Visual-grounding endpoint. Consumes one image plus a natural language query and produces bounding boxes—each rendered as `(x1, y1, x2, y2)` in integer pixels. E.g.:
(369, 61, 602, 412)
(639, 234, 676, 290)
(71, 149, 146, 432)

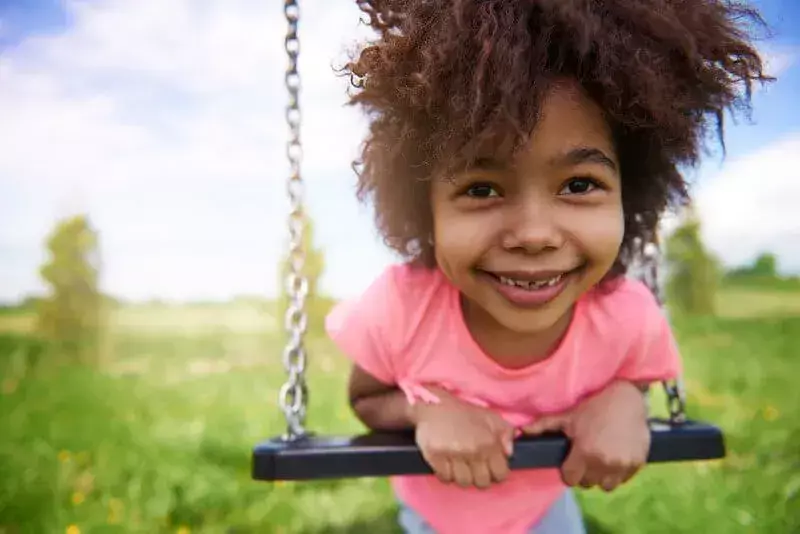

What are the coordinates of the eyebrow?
(550, 146, 618, 172)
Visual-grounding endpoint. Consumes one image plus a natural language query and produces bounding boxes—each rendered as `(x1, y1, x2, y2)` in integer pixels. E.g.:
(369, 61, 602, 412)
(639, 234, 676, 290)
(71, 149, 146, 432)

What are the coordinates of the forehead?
(524, 81, 615, 160)
(469, 79, 617, 169)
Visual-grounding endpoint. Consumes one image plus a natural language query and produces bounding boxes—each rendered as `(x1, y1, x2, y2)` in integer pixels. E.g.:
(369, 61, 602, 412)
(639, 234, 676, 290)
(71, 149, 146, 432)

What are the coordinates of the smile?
(497, 273, 564, 290)
(480, 266, 582, 308)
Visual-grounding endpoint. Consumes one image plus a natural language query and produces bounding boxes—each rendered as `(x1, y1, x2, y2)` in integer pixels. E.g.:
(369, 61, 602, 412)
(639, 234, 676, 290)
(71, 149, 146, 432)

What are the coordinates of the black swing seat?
(252, 418, 725, 481)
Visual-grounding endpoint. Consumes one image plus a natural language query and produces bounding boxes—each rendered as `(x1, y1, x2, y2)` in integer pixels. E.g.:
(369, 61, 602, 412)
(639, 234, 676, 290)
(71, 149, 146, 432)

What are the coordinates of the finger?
(561, 448, 587, 487)
(621, 464, 642, 485)
(427, 456, 453, 484)
(600, 474, 623, 492)
(469, 459, 492, 489)
(451, 459, 473, 488)
(488, 452, 510, 483)
(580, 455, 610, 490)
(487, 418, 516, 457)
(521, 414, 568, 435)
(500, 429, 515, 457)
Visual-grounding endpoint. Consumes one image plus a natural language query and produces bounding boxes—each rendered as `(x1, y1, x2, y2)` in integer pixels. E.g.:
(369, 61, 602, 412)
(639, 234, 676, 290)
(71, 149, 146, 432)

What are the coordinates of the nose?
(500, 197, 564, 254)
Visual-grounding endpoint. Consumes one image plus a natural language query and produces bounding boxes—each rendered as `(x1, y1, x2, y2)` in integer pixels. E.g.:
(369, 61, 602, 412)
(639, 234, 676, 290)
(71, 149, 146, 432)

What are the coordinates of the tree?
(277, 215, 327, 335)
(664, 206, 720, 316)
(751, 252, 778, 277)
(36, 214, 106, 365)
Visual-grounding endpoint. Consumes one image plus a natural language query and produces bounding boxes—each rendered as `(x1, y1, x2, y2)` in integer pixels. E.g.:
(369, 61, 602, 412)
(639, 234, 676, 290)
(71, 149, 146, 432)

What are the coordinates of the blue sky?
(0, 0, 798, 303)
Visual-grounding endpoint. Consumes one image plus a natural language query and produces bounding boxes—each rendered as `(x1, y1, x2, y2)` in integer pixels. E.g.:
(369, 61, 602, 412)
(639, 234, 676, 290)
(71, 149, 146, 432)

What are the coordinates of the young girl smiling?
(325, 1, 770, 532)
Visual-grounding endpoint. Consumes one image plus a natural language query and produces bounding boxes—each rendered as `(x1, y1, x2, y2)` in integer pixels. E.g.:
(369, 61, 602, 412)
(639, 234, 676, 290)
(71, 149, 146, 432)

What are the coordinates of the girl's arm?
(347, 364, 417, 431)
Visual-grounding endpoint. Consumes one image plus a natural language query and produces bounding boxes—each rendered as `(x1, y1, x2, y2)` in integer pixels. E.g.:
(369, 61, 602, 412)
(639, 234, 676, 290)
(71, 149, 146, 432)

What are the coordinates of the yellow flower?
(66, 525, 80, 534)
(176, 526, 191, 534)
(71, 492, 85, 505)
(1, 378, 17, 394)
(108, 498, 124, 524)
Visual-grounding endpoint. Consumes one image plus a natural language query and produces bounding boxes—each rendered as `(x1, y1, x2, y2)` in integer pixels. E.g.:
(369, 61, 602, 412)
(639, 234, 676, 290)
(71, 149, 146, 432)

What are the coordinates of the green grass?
(0, 288, 798, 534)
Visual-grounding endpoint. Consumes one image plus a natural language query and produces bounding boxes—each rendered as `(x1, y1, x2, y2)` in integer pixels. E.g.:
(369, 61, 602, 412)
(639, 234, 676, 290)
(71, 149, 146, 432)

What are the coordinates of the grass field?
(0, 287, 798, 534)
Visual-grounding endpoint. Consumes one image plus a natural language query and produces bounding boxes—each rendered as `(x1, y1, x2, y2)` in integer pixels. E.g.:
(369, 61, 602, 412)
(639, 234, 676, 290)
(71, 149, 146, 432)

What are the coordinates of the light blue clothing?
(397, 488, 587, 534)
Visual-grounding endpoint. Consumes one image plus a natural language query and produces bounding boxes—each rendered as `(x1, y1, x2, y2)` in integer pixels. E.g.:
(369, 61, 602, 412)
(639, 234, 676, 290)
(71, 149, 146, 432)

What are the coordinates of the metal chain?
(640, 238, 687, 425)
(278, 0, 310, 440)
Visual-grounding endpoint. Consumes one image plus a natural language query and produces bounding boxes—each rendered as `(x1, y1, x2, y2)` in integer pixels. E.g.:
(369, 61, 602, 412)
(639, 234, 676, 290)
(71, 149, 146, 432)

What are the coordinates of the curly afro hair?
(344, 0, 772, 276)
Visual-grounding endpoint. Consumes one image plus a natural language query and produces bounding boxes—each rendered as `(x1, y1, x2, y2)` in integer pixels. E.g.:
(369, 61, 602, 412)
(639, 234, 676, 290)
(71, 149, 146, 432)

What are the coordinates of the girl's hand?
(521, 380, 650, 492)
(411, 387, 515, 489)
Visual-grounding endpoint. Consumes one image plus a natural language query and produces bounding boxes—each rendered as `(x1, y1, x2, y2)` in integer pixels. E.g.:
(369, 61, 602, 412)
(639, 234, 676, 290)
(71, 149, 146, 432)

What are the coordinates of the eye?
(559, 177, 600, 195)
(464, 183, 500, 198)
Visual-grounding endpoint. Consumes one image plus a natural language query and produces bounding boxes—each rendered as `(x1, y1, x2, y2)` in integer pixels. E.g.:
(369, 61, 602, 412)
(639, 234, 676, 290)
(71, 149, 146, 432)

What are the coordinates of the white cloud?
(0, 0, 371, 190)
(0, 0, 388, 302)
(761, 44, 799, 79)
(693, 133, 800, 273)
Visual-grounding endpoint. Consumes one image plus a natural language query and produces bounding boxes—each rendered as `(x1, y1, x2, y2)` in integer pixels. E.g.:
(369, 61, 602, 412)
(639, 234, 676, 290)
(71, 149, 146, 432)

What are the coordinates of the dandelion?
(108, 510, 119, 524)
(1, 378, 17, 394)
(76, 471, 95, 493)
(176, 526, 191, 534)
(337, 407, 351, 422)
(320, 355, 334, 374)
(66, 525, 80, 534)
(108, 498, 124, 524)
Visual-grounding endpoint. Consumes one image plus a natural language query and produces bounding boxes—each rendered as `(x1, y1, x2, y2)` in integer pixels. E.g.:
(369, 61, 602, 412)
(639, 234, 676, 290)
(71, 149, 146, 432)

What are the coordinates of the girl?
(325, 1, 770, 533)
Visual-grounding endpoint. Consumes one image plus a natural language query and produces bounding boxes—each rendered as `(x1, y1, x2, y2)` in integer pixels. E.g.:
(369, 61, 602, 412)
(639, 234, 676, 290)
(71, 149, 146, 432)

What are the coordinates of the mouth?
(477, 266, 584, 307)
(494, 272, 566, 290)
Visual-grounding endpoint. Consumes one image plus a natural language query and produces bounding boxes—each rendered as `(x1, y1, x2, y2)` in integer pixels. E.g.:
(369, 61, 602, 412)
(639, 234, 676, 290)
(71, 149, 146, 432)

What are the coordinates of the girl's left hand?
(520, 380, 650, 492)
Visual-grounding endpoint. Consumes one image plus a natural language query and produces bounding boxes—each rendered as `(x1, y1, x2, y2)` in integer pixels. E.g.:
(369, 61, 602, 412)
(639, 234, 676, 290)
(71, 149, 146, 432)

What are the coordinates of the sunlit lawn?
(0, 287, 797, 533)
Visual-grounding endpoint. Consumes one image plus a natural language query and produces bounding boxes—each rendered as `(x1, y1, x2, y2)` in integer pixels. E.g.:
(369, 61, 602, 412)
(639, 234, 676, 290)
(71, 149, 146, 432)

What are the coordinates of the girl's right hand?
(410, 387, 515, 489)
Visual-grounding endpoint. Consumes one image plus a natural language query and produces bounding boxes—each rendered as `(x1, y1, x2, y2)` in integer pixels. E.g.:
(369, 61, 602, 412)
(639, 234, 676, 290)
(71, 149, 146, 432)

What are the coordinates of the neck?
(462, 298, 574, 370)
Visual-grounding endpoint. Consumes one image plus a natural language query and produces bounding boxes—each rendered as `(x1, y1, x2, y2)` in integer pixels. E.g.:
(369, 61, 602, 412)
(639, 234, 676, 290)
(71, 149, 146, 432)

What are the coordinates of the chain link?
(639, 238, 687, 425)
(278, 0, 310, 440)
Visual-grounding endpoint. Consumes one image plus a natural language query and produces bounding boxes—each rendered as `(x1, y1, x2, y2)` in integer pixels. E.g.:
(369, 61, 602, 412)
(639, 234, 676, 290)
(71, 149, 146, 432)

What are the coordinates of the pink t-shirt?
(325, 262, 682, 534)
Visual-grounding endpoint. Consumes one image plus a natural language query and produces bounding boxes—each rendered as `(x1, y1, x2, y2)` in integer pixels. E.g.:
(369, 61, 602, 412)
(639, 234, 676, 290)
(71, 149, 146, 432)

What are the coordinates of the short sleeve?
(616, 282, 683, 383)
(324, 264, 406, 385)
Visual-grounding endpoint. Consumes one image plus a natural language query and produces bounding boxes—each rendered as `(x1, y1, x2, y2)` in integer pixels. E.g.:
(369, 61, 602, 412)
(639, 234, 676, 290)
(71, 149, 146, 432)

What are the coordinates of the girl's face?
(431, 80, 624, 343)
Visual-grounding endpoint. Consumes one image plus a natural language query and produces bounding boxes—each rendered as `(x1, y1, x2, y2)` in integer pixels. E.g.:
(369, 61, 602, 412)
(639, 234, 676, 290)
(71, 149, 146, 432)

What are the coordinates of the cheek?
(574, 205, 625, 264)
(432, 208, 495, 274)
(434, 214, 485, 263)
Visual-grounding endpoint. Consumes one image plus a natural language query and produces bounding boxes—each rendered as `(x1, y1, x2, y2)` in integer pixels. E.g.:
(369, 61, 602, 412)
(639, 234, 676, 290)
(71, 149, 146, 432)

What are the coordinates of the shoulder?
(580, 276, 664, 335)
(582, 278, 682, 382)
(360, 261, 446, 314)
(599, 276, 660, 306)
(379, 261, 443, 294)
(326, 262, 447, 352)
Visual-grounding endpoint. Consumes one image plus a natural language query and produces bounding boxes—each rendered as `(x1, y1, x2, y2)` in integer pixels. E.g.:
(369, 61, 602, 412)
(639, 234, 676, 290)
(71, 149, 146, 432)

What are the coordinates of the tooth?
(497, 273, 563, 289)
